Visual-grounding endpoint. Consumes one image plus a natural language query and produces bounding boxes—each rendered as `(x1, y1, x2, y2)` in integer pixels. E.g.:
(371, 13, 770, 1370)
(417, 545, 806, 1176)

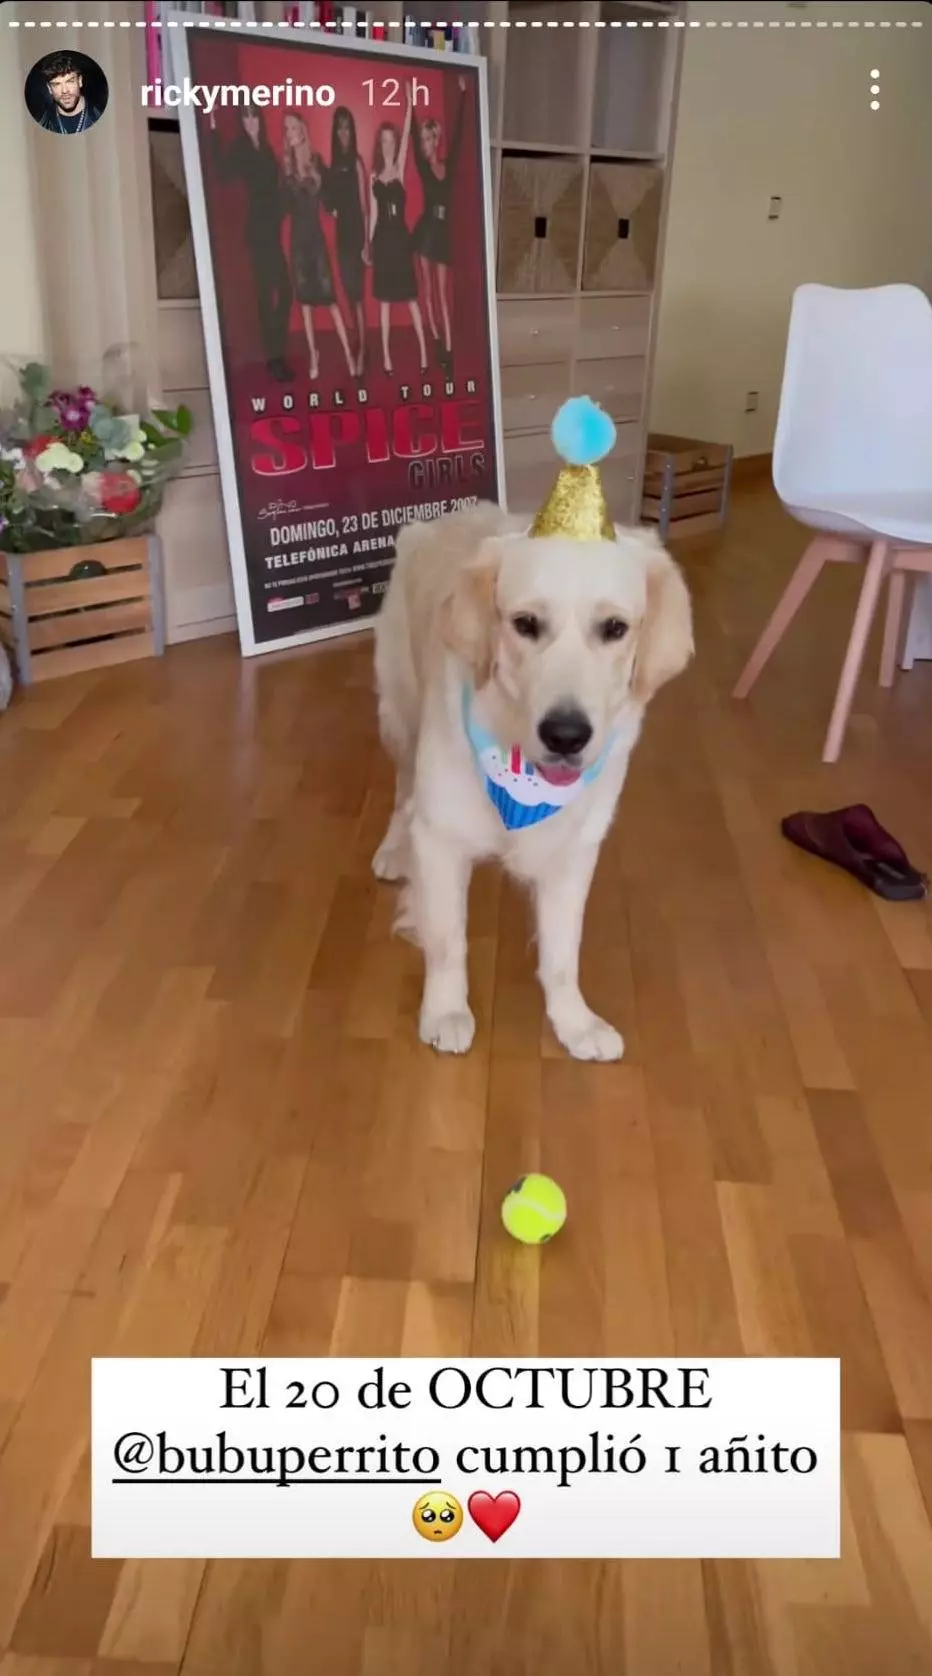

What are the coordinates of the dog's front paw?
(551, 1007, 624, 1063)
(419, 1006, 476, 1055)
(373, 840, 408, 882)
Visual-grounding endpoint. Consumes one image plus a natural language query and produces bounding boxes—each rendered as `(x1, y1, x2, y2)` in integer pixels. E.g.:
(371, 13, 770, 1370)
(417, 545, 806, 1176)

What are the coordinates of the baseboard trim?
(169, 614, 237, 644)
(166, 580, 237, 645)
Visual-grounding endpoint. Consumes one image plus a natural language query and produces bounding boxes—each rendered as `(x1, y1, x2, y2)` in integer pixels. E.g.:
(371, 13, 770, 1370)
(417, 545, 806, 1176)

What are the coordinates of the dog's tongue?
(536, 763, 582, 787)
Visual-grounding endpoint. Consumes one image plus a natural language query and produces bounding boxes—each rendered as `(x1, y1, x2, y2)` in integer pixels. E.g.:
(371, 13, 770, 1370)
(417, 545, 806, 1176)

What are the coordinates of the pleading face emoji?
(412, 1490, 463, 1544)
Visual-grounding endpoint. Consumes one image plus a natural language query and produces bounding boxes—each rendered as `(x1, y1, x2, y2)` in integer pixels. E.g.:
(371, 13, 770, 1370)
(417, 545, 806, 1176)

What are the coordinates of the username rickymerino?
(141, 79, 337, 114)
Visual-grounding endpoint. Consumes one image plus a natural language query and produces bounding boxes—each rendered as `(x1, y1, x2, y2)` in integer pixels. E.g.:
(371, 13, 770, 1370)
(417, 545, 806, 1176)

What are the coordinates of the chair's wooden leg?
(733, 538, 830, 700)
(823, 540, 889, 764)
(898, 566, 932, 672)
(880, 568, 907, 689)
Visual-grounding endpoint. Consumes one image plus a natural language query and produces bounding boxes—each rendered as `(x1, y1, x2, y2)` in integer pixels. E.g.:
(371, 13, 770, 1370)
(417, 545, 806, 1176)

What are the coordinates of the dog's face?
(441, 526, 693, 772)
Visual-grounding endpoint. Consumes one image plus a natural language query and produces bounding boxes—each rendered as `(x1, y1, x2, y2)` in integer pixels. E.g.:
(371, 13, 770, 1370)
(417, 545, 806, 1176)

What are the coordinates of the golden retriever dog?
(373, 500, 693, 1059)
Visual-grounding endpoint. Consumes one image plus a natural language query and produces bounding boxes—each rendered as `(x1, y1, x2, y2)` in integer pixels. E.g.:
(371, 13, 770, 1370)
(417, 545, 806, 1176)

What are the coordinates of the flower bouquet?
(0, 360, 192, 555)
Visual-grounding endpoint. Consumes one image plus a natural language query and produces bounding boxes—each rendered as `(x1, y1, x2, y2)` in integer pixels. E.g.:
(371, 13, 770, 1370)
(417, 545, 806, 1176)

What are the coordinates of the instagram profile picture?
(25, 51, 108, 137)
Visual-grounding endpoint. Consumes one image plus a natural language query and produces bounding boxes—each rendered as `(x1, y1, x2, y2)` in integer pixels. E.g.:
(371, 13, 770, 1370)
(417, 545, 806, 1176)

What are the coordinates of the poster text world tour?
(248, 396, 488, 492)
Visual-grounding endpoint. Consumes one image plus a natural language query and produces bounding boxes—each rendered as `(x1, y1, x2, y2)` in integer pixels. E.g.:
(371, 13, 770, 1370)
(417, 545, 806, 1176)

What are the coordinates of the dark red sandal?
(781, 805, 928, 903)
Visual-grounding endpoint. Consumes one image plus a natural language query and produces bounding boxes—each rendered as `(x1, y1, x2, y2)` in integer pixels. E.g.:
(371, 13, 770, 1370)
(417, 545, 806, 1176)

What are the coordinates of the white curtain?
(11, 0, 162, 409)
(0, 14, 47, 371)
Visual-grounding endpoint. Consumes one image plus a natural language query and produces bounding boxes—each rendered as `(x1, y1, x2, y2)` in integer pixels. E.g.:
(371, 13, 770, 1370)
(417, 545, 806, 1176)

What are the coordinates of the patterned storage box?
(149, 125, 198, 301)
(582, 162, 663, 293)
(497, 155, 584, 295)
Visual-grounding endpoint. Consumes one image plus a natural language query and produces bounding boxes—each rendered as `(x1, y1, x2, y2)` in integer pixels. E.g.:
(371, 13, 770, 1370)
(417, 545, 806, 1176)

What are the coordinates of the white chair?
(733, 283, 932, 762)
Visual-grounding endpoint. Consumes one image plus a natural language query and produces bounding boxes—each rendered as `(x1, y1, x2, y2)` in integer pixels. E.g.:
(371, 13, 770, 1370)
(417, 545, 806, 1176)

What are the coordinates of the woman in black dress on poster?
(207, 107, 292, 381)
(369, 84, 428, 377)
(326, 107, 370, 377)
(413, 78, 467, 372)
(281, 113, 355, 382)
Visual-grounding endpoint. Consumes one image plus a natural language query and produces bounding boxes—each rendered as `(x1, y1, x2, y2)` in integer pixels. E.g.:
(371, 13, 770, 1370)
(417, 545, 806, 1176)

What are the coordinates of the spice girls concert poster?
(170, 23, 502, 655)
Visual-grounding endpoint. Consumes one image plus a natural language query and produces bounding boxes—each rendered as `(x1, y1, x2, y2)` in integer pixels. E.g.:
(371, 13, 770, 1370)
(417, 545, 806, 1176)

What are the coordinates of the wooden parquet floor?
(3, 484, 932, 1673)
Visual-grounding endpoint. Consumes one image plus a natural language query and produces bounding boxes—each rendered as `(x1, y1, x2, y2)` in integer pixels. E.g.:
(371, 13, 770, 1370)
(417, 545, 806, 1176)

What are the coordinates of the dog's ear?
(631, 531, 694, 702)
(440, 540, 501, 688)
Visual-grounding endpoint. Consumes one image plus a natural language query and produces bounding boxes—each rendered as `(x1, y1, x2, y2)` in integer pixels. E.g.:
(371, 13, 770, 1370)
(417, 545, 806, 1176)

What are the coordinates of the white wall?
(650, 0, 932, 455)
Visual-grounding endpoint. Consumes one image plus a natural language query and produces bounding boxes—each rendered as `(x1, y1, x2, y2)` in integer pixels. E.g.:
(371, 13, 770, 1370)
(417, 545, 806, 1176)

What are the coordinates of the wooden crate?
(497, 154, 584, 295)
(0, 535, 165, 685)
(641, 433, 733, 541)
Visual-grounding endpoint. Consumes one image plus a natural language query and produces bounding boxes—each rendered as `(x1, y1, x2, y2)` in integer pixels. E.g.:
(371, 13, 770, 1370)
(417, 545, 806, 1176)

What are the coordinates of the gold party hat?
(529, 397, 618, 543)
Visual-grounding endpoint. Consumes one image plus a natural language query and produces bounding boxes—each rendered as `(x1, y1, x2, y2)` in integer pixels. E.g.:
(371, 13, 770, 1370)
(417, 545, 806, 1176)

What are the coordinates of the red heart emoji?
(467, 1490, 521, 1543)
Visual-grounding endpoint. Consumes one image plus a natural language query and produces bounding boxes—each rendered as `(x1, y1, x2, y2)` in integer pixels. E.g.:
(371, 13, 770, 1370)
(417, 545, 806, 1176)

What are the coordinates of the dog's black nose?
(538, 706, 593, 759)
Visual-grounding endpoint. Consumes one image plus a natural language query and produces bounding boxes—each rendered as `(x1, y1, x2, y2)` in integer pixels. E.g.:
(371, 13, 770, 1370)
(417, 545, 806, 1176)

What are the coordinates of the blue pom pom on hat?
(529, 396, 619, 543)
(550, 396, 617, 468)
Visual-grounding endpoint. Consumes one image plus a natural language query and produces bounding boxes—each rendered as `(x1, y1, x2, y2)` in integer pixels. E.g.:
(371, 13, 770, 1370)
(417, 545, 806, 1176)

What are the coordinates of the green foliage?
(151, 404, 193, 437)
(19, 362, 53, 409)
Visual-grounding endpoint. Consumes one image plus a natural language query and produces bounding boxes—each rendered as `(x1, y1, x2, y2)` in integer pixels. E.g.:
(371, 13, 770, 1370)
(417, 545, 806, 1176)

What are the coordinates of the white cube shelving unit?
(141, 0, 685, 637)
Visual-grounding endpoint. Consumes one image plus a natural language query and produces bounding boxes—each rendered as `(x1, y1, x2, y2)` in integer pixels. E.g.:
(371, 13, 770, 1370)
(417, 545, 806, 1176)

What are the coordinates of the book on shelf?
(146, 1, 242, 91)
(403, 18, 482, 53)
(342, 6, 370, 35)
(143, 0, 481, 94)
(275, 4, 386, 41)
(144, 0, 163, 85)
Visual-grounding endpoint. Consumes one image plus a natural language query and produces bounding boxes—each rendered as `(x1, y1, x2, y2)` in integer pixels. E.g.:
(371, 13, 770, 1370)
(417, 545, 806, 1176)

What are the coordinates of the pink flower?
(14, 463, 41, 495)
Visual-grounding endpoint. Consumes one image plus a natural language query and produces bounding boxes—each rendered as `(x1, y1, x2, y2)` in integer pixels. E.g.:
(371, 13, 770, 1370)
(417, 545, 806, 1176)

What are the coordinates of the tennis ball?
(501, 1174, 567, 1244)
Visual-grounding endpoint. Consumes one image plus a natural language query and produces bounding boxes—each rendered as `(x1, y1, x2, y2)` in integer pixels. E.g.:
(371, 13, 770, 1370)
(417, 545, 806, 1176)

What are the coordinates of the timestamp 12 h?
(362, 76, 430, 110)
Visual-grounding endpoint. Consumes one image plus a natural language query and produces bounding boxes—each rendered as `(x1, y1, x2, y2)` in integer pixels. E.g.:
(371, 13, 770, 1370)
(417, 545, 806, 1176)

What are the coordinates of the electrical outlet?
(745, 391, 759, 414)
(768, 196, 782, 220)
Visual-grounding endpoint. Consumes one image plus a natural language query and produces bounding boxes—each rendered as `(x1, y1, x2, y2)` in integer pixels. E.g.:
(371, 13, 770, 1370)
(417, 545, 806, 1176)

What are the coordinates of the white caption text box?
(91, 1357, 840, 1560)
